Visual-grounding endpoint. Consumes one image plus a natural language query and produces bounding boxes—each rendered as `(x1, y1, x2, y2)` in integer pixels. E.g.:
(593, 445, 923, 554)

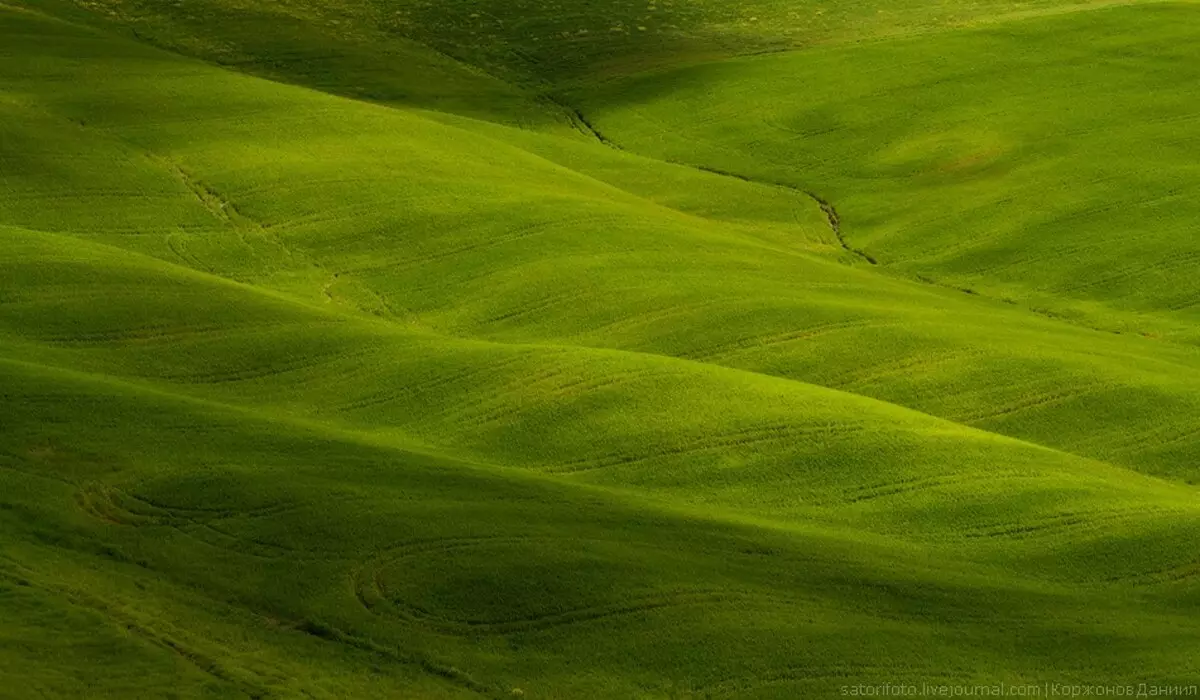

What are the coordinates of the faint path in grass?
(74, 482, 372, 561)
(0, 562, 276, 697)
(1, 555, 495, 698)
(159, 157, 298, 262)
(157, 152, 426, 322)
(350, 538, 738, 635)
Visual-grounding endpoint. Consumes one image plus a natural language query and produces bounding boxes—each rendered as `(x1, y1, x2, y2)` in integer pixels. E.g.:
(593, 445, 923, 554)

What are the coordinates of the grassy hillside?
(3, 0, 1200, 698)
(576, 2, 1200, 340)
(30, 0, 1155, 91)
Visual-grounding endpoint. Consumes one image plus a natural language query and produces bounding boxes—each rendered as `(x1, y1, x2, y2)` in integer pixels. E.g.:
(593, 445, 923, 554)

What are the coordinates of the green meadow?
(2, 0, 1200, 697)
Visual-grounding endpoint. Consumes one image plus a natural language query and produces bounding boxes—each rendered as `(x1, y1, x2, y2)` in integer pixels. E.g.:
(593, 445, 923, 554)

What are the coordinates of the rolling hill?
(2, 0, 1200, 697)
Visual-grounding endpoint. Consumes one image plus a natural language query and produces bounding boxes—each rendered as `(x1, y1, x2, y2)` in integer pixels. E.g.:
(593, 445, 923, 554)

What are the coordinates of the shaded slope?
(28, 0, 1161, 93)
(19, 0, 558, 127)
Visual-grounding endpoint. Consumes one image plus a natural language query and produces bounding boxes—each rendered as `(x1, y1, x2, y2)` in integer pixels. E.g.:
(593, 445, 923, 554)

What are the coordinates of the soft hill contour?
(2, 1, 1200, 698)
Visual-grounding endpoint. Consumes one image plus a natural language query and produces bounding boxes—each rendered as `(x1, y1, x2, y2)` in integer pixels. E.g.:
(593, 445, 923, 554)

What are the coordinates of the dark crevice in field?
(544, 95, 623, 150)
(561, 102, 877, 265)
(556, 104, 1170, 342)
(801, 191, 878, 266)
(688, 164, 865, 261)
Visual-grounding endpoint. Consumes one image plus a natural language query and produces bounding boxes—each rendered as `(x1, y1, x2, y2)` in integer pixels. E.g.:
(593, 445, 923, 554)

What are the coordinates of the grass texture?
(3, 1, 1200, 697)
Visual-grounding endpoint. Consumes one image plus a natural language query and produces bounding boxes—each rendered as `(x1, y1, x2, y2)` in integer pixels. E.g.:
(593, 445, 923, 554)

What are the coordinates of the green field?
(3, 0, 1200, 697)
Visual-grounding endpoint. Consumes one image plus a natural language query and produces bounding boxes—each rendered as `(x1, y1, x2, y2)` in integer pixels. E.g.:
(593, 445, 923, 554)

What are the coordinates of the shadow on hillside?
(385, 0, 779, 87)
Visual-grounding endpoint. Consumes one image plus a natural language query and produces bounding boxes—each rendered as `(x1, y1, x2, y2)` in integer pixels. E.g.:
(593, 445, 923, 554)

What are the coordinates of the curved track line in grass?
(447, 367, 681, 430)
(157, 345, 378, 386)
(0, 566, 276, 697)
(1061, 250, 1200, 296)
(573, 297, 737, 337)
(1098, 558, 1200, 588)
(340, 363, 675, 427)
(385, 216, 613, 273)
(0, 563, 490, 697)
(0, 456, 78, 487)
(116, 489, 297, 519)
(546, 421, 864, 475)
(335, 353, 545, 414)
(75, 484, 299, 560)
(165, 231, 214, 273)
(474, 289, 597, 327)
(290, 620, 497, 697)
(412, 357, 676, 429)
(376, 588, 733, 636)
(957, 506, 1170, 541)
(1132, 423, 1200, 454)
(33, 321, 316, 347)
(835, 472, 1031, 505)
(910, 273, 1137, 339)
(957, 386, 1106, 425)
(1093, 420, 1200, 460)
(681, 319, 887, 362)
(831, 348, 986, 392)
(350, 543, 735, 636)
(74, 483, 361, 561)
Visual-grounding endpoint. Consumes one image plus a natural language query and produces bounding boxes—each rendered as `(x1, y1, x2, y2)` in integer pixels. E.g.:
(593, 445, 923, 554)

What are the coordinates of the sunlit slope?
(5, 3, 1200, 484)
(575, 2, 1200, 341)
(0, 225, 1186, 544)
(5, 225, 1200, 696)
